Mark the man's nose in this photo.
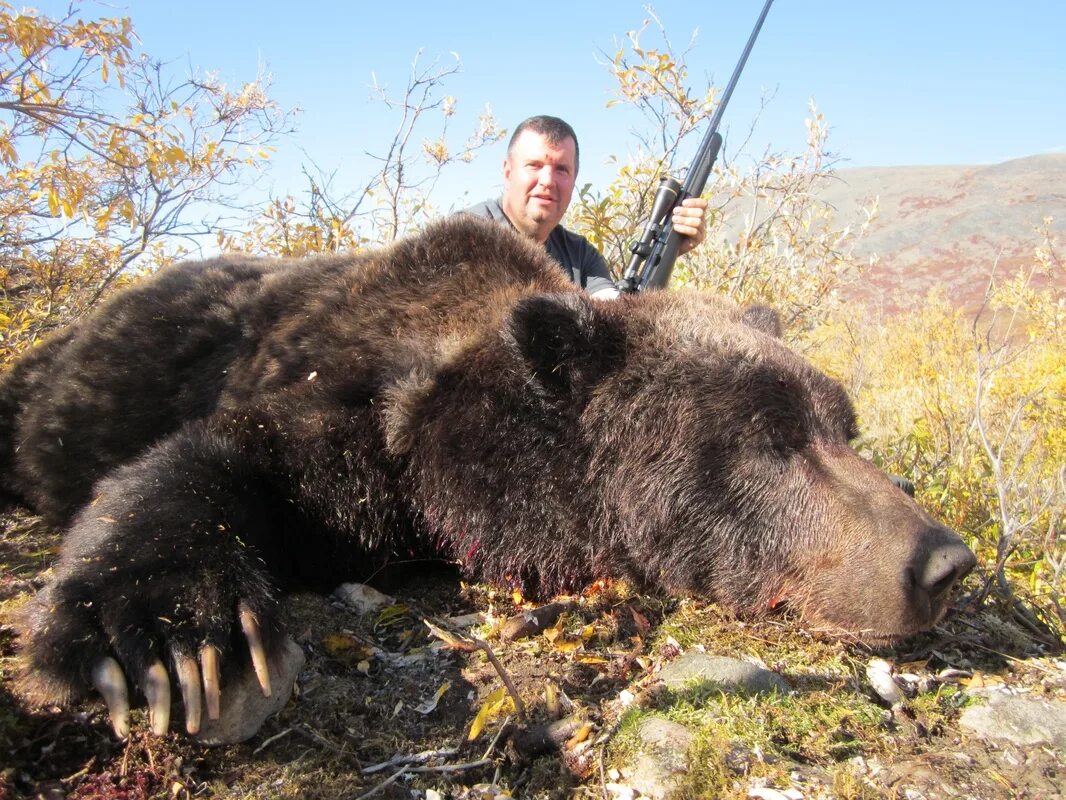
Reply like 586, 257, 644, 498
537, 166, 554, 186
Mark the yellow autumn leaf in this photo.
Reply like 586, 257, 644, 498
424, 620, 477, 651
544, 682, 559, 716
565, 723, 592, 748
164, 146, 187, 166
373, 603, 410, 628
960, 672, 1005, 689
467, 687, 514, 741
322, 632, 360, 654
414, 680, 451, 715
552, 638, 583, 654
576, 654, 609, 665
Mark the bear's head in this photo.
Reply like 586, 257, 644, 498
387, 286, 976, 643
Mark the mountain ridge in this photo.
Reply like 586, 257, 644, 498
819, 153, 1066, 311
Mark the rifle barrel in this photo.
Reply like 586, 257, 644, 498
681, 0, 774, 195
620, 0, 775, 293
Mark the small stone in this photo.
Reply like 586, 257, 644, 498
658, 652, 788, 695
959, 692, 1066, 748
621, 717, 695, 799
725, 742, 755, 775
866, 658, 905, 706
194, 636, 305, 745
748, 787, 795, 800
332, 582, 393, 615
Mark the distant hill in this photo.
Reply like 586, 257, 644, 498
816, 154, 1066, 312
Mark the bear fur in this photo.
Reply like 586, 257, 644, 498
0, 216, 975, 734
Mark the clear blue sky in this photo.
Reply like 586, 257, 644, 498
36, 1, 1066, 211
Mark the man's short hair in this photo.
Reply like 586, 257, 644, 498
507, 115, 579, 174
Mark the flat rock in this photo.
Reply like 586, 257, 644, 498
658, 652, 788, 695
960, 691, 1066, 748
194, 636, 305, 746
622, 717, 695, 799
333, 582, 394, 615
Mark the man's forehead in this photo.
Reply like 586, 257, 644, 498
509, 130, 576, 164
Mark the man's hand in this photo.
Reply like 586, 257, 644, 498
673, 197, 708, 256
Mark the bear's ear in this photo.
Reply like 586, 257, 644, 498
741, 304, 783, 338
745, 367, 811, 456
506, 293, 625, 396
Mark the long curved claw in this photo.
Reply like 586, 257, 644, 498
239, 603, 272, 697
144, 660, 171, 736
200, 644, 221, 721
91, 657, 130, 739
174, 653, 203, 735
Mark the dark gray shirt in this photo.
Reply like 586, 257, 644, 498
461, 198, 618, 296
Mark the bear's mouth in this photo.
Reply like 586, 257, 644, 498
767, 589, 953, 645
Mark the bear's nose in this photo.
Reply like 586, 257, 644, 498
909, 530, 977, 602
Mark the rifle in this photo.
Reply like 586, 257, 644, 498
617, 0, 775, 293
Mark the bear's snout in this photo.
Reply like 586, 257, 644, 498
904, 527, 977, 611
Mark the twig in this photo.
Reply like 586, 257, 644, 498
296, 724, 351, 757
425, 619, 528, 721
119, 735, 132, 777
354, 765, 407, 800
407, 758, 492, 773
362, 746, 460, 775
60, 757, 96, 785
252, 726, 294, 755
481, 714, 512, 760
356, 755, 492, 799
476, 639, 528, 722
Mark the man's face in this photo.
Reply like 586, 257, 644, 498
501, 129, 577, 242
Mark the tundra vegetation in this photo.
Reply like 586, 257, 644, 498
0, 4, 1062, 799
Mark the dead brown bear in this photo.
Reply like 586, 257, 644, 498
0, 215, 975, 739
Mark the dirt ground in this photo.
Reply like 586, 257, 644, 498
1, 510, 1063, 800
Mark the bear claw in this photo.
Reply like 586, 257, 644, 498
91, 657, 130, 739
144, 660, 171, 736
91, 619, 269, 738
238, 603, 272, 698
174, 654, 202, 734
201, 644, 221, 721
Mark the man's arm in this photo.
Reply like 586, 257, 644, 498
584, 256, 620, 299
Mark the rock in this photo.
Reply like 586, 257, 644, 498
658, 652, 789, 695
512, 715, 588, 758
333, 582, 393, 615
194, 636, 305, 745
622, 717, 695, 799
499, 601, 572, 641
866, 658, 906, 706
959, 691, 1066, 748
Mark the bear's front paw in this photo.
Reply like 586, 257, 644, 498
77, 602, 274, 738
21, 556, 287, 740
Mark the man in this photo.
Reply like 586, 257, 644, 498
464, 115, 708, 298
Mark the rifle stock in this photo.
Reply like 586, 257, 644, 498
618, 0, 773, 293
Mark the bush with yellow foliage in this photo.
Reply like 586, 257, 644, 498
0, 2, 291, 365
